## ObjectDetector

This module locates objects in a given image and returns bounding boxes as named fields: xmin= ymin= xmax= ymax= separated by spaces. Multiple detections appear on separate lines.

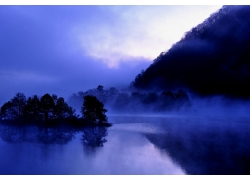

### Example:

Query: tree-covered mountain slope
xmin=132 ymin=6 xmax=250 ymax=98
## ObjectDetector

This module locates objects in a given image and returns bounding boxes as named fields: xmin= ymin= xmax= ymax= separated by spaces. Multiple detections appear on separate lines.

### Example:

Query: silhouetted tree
xmin=1 ymin=101 xmax=17 ymax=120
xmin=0 ymin=93 xmax=26 ymax=121
xmin=67 ymin=86 xmax=192 ymax=114
xmin=40 ymin=93 xmax=55 ymax=122
xmin=97 ymin=85 xmax=104 ymax=92
xmin=160 ymin=91 xmax=174 ymax=110
xmin=54 ymin=97 xmax=75 ymax=120
xmin=12 ymin=93 xmax=27 ymax=120
xmin=1 ymin=93 xmax=78 ymax=126
xmin=175 ymin=89 xmax=192 ymax=109
xmin=106 ymin=87 xmax=118 ymax=99
xmin=23 ymin=95 xmax=41 ymax=122
xmin=143 ymin=92 xmax=158 ymax=104
xmin=81 ymin=95 xmax=108 ymax=125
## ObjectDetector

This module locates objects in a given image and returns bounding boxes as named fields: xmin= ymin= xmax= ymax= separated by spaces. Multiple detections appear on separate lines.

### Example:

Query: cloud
xmin=70 ymin=6 xmax=221 ymax=67
xmin=0 ymin=5 xmax=221 ymax=106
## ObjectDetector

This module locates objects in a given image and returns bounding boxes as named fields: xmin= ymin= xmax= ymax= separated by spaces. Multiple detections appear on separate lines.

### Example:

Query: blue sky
xmin=0 ymin=5 xmax=222 ymax=105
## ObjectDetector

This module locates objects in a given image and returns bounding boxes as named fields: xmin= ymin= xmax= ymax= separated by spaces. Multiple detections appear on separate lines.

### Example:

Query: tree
xmin=54 ymin=97 xmax=75 ymax=120
xmin=106 ymin=87 xmax=118 ymax=98
xmin=1 ymin=101 xmax=17 ymax=120
xmin=97 ymin=85 xmax=104 ymax=92
xmin=40 ymin=93 xmax=55 ymax=122
xmin=0 ymin=93 xmax=26 ymax=121
xmin=11 ymin=93 xmax=26 ymax=120
xmin=1 ymin=92 xmax=78 ymax=125
xmin=81 ymin=95 xmax=108 ymax=125
xmin=23 ymin=95 xmax=41 ymax=121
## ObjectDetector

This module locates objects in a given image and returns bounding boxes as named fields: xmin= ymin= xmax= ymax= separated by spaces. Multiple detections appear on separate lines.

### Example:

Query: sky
xmin=0 ymin=5 xmax=222 ymax=105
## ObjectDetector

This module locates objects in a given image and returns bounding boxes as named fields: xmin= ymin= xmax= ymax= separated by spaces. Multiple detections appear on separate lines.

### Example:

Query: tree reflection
xmin=0 ymin=125 xmax=75 ymax=145
xmin=0 ymin=125 xmax=28 ymax=143
xmin=0 ymin=124 xmax=108 ymax=150
xmin=36 ymin=127 xmax=75 ymax=145
xmin=144 ymin=119 xmax=250 ymax=175
xmin=81 ymin=126 xmax=108 ymax=155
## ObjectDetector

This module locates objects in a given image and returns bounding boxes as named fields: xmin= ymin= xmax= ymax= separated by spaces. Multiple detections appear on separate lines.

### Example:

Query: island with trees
xmin=0 ymin=92 xmax=111 ymax=127
xmin=0 ymin=85 xmax=192 ymax=127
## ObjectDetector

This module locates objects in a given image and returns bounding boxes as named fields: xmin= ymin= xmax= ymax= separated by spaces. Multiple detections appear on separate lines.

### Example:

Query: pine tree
xmin=81 ymin=95 xmax=108 ymax=125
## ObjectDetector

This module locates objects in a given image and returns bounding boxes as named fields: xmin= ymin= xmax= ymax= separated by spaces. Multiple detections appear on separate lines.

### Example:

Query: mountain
xmin=131 ymin=6 xmax=250 ymax=98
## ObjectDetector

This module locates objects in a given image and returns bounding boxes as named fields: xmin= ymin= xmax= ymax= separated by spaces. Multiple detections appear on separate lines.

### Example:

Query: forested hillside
xmin=132 ymin=6 xmax=250 ymax=98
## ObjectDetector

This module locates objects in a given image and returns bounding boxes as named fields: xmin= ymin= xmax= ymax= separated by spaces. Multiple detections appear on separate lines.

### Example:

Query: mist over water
xmin=0 ymin=123 xmax=185 ymax=175
xmin=1 ymin=114 xmax=250 ymax=175
xmin=1 ymin=5 xmax=250 ymax=175
xmin=186 ymin=95 xmax=250 ymax=118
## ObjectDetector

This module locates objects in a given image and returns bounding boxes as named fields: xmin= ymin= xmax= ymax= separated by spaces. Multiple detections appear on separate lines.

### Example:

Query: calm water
xmin=0 ymin=115 xmax=250 ymax=175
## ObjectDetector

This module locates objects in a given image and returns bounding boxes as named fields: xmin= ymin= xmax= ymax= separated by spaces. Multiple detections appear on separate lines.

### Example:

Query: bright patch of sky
xmin=72 ymin=6 xmax=222 ymax=67
xmin=0 ymin=3 xmax=223 ymax=105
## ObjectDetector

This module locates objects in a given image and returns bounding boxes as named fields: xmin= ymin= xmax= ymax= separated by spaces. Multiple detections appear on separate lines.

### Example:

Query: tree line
xmin=0 ymin=92 xmax=109 ymax=126
xmin=0 ymin=85 xmax=192 ymax=125
xmin=68 ymin=85 xmax=192 ymax=113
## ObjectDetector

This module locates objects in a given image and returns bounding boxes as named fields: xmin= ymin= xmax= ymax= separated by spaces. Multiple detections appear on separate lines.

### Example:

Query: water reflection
xmin=0 ymin=123 xmax=184 ymax=175
xmin=37 ymin=127 xmax=75 ymax=145
xmin=143 ymin=117 xmax=250 ymax=175
xmin=0 ymin=125 xmax=75 ymax=145
xmin=81 ymin=126 xmax=108 ymax=155
xmin=1 ymin=116 xmax=250 ymax=175
xmin=0 ymin=124 xmax=108 ymax=147
xmin=0 ymin=125 xmax=28 ymax=143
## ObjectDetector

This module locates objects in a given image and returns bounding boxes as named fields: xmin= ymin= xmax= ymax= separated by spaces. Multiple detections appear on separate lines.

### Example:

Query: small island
xmin=0 ymin=85 xmax=192 ymax=127
xmin=0 ymin=92 xmax=111 ymax=127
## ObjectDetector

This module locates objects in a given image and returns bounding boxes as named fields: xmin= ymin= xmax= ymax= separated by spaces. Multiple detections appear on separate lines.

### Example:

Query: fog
xmin=0 ymin=124 xmax=186 ymax=174
xmin=1 ymin=5 xmax=250 ymax=175
xmin=1 ymin=114 xmax=250 ymax=174
xmin=187 ymin=95 xmax=250 ymax=118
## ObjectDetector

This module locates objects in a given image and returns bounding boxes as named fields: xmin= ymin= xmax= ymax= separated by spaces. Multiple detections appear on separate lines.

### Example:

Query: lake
xmin=0 ymin=115 xmax=250 ymax=175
